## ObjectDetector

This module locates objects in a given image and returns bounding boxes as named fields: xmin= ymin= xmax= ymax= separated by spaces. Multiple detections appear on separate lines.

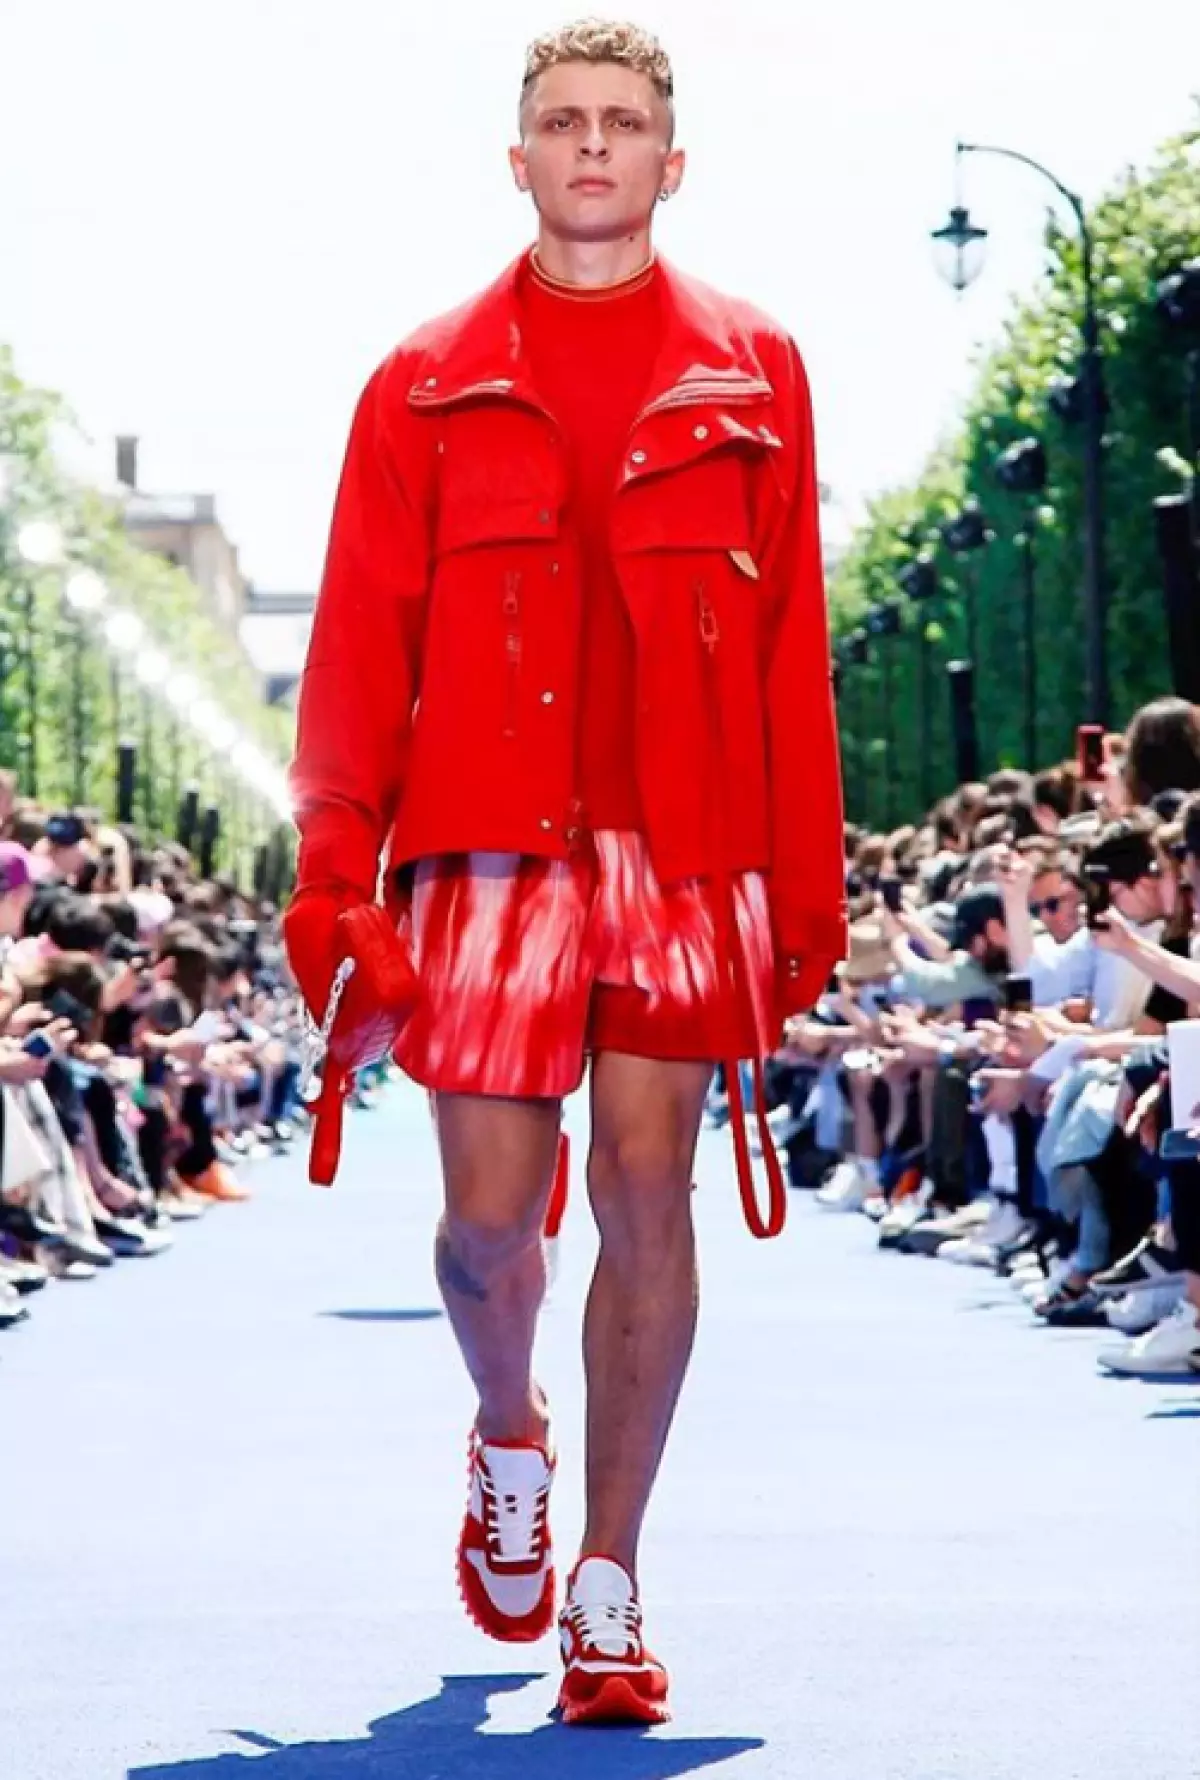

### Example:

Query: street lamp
xmin=1155 ymin=258 xmax=1200 ymax=543
xmin=938 ymin=498 xmax=991 ymax=743
xmin=866 ymin=601 xmax=903 ymax=825
xmin=897 ymin=554 xmax=940 ymax=810
xmin=932 ymin=140 xmax=1110 ymax=727
xmin=837 ymin=628 xmax=872 ymax=820
xmin=65 ymin=569 xmax=109 ymax=612
xmin=14 ymin=519 xmax=65 ymax=567
xmin=993 ymin=435 xmax=1048 ymax=770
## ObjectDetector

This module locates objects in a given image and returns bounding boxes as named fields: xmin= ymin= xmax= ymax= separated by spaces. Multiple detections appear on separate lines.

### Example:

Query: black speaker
xmin=198 ymin=805 xmax=220 ymax=880
xmin=1154 ymin=494 xmax=1200 ymax=703
xmin=116 ymin=740 xmax=137 ymax=825
xmin=946 ymin=659 xmax=980 ymax=784
xmin=177 ymin=784 xmax=200 ymax=851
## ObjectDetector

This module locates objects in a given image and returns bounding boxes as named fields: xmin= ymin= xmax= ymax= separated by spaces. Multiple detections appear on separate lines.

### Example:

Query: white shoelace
xmin=480 ymin=1470 xmax=549 ymax=1566
xmin=564 ymin=1596 xmax=641 ymax=1659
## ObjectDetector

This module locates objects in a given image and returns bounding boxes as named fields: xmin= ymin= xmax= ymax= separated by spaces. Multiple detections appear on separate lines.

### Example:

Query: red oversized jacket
xmin=290 ymin=252 xmax=847 ymax=1020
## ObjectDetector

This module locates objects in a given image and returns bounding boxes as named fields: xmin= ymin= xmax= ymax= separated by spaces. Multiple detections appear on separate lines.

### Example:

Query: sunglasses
xmin=1030 ymin=894 xmax=1075 ymax=918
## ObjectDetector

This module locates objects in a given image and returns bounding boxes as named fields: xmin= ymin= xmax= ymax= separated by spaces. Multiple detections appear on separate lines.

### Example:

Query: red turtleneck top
xmin=519 ymin=254 xmax=663 ymax=831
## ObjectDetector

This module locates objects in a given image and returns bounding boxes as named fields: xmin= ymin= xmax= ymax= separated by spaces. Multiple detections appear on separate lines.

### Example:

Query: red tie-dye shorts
xmin=392 ymin=829 xmax=776 ymax=1100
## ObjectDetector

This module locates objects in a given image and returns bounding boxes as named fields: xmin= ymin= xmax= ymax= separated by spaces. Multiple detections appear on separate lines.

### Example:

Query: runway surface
xmin=2 ymin=1079 xmax=1197 ymax=1779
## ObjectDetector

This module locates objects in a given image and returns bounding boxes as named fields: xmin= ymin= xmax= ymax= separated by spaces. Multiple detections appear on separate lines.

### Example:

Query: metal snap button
xmin=539 ymin=818 xmax=553 ymax=832
xmin=424 ymin=376 xmax=438 ymax=388
xmin=630 ymin=449 xmax=647 ymax=466
xmin=693 ymin=424 xmax=709 ymax=441
xmin=541 ymin=691 xmax=554 ymax=705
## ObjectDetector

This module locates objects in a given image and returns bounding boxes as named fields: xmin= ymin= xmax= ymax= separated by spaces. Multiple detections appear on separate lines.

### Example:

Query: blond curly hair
xmin=522 ymin=18 xmax=674 ymax=102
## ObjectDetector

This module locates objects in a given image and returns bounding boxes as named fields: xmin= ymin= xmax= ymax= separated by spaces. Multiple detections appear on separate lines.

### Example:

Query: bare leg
xmin=580 ymin=1053 xmax=711 ymax=1580
xmin=433 ymin=1092 xmax=562 ymax=1446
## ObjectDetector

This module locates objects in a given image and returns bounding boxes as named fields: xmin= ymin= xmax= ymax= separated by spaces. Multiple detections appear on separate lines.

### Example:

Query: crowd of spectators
xmin=0 ymin=768 xmax=313 ymax=1337
xmin=714 ymin=694 xmax=1200 ymax=1381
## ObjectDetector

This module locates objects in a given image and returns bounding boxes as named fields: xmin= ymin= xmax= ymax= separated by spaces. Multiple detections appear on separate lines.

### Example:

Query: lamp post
xmin=993 ymin=435 xmax=1048 ymax=770
xmin=932 ymin=140 xmax=1110 ymax=727
xmin=938 ymin=498 xmax=991 ymax=671
xmin=866 ymin=601 xmax=903 ymax=825
xmin=897 ymin=554 xmax=940 ymax=810
xmin=1155 ymin=259 xmax=1200 ymax=544
xmin=13 ymin=519 xmax=65 ymax=798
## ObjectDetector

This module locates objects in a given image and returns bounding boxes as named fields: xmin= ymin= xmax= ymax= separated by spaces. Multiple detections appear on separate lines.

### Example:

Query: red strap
xmin=309 ymin=1066 xmax=348 ymax=1187
xmin=543 ymin=1131 xmax=570 ymax=1239
xmin=722 ymin=1055 xmax=787 ymax=1241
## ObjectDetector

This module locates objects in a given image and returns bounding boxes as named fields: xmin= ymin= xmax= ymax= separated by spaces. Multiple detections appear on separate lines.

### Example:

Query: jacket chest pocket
xmin=611 ymin=439 xmax=779 ymax=568
xmin=431 ymin=409 xmax=563 ymax=560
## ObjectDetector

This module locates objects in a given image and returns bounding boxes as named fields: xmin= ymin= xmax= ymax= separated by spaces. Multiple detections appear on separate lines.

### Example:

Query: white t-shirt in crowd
xmin=1028 ymin=923 xmax=1160 ymax=1029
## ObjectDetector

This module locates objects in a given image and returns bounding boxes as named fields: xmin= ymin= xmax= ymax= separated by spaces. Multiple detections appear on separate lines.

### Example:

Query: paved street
xmin=2 ymin=1080 xmax=1197 ymax=1780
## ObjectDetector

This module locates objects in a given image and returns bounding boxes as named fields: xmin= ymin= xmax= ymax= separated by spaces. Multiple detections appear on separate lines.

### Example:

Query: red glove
xmin=282 ymin=885 xmax=361 ymax=1025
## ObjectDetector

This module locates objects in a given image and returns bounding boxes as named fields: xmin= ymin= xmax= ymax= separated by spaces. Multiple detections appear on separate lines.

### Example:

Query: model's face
xmin=511 ymin=61 xmax=683 ymax=243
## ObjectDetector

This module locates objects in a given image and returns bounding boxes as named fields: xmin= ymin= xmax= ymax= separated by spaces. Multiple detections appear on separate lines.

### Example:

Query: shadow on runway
xmin=319 ymin=1308 xmax=445 ymax=1323
xmin=128 ymin=1672 xmax=763 ymax=1778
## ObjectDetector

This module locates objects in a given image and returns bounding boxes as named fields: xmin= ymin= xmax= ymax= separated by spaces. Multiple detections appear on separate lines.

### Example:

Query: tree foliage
xmin=831 ymin=113 xmax=1200 ymax=828
xmin=0 ymin=346 xmax=290 ymax=867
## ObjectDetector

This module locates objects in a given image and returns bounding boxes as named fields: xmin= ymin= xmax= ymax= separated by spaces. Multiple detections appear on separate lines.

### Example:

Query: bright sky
xmin=3 ymin=0 xmax=1198 ymax=636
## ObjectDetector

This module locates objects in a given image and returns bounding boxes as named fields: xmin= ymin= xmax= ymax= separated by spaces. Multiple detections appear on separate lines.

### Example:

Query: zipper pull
xmin=502 ymin=570 xmax=521 ymax=618
xmin=696 ymin=582 xmax=720 ymax=652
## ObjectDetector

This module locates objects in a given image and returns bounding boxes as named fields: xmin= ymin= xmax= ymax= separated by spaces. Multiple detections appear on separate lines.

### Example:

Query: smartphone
xmin=1083 ymin=864 xmax=1112 ymax=929
xmin=1003 ymin=974 xmax=1034 ymax=1014
xmin=1077 ymin=723 xmax=1105 ymax=782
xmin=46 ymin=988 xmax=92 ymax=1030
xmin=21 ymin=1031 xmax=56 ymax=1059
xmin=880 ymin=876 xmax=903 ymax=913
xmin=1160 ymin=1128 xmax=1200 ymax=1163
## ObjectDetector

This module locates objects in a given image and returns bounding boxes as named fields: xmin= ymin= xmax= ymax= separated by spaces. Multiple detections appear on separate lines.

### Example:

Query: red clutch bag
xmin=301 ymin=905 xmax=420 ymax=1186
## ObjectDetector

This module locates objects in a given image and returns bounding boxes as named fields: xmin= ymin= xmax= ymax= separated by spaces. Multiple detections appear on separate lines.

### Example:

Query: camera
xmin=879 ymin=876 xmax=903 ymax=914
xmin=1003 ymin=973 xmax=1034 ymax=1015
xmin=1083 ymin=864 xmax=1112 ymax=929
xmin=1076 ymin=723 xmax=1105 ymax=782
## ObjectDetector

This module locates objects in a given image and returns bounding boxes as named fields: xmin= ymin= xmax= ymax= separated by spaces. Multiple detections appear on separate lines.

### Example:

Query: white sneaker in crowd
xmin=1104 ymin=1278 xmax=1187 ymax=1336
xmin=815 ymin=1159 xmax=871 ymax=1212
xmin=1097 ymin=1298 xmax=1200 ymax=1377
xmin=939 ymin=1197 xmax=1027 ymax=1266
xmin=1020 ymin=1256 xmax=1077 ymax=1303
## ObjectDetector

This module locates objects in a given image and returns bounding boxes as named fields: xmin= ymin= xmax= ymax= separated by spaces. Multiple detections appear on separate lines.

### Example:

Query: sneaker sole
xmin=1090 ymin=1271 xmax=1183 ymax=1300
xmin=558 ymin=1672 xmax=670 ymax=1726
xmin=455 ymin=1544 xmax=555 ymax=1644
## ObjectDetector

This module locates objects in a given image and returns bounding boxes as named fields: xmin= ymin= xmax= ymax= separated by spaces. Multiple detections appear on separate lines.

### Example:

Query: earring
xmin=658 ymin=188 xmax=671 ymax=203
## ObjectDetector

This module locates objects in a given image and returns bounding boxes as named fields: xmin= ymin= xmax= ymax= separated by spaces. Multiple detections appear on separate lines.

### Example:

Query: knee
xmin=587 ymin=1135 xmax=694 ymax=1252
xmin=442 ymin=1189 xmax=546 ymax=1278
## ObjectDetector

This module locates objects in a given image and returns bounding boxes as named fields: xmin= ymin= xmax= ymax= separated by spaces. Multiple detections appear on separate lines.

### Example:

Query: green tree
xmin=832 ymin=113 xmax=1200 ymax=829
xmin=0 ymin=347 xmax=292 ymax=879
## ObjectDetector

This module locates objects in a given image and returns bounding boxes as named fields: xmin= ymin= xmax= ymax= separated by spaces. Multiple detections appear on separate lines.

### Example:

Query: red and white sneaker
xmin=558 ymin=1556 xmax=670 ymax=1726
xmin=456 ymin=1430 xmax=555 ymax=1642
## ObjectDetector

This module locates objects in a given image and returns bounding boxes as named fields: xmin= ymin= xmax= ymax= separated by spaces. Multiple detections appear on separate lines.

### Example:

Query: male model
xmin=286 ymin=18 xmax=845 ymax=1725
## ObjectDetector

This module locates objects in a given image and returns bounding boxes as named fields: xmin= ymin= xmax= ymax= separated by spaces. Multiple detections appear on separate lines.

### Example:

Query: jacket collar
xmin=406 ymin=250 xmax=774 ymax=417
